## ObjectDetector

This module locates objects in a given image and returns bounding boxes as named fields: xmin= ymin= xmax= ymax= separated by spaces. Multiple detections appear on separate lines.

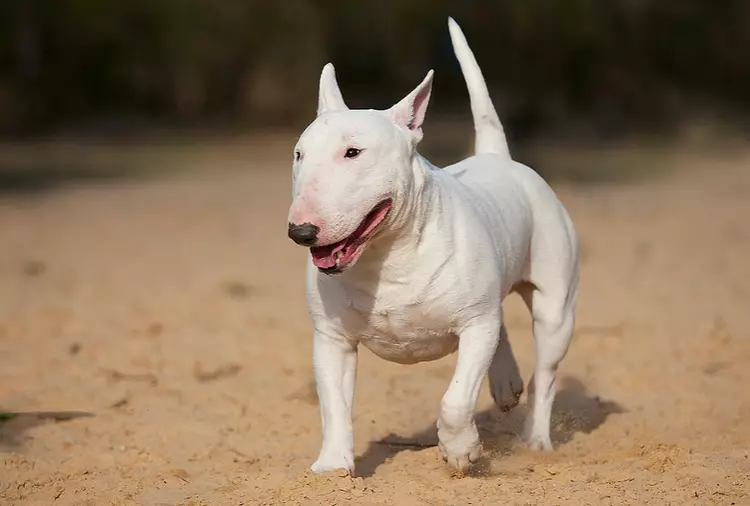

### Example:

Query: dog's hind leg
xmin=487 ymin=324 xmax=524 ymax=411
xmin=518 ymin=223 xmax=579 ymax=450
xmin=522 ymin=288 xmax=576 ymax=450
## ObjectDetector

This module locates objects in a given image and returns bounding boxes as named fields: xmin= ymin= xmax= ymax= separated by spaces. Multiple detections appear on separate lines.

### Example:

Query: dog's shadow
xmin=0 ymin=410 xmax=94 ymax=451
xmin=354 ymin=376 xmax=624 ymax=478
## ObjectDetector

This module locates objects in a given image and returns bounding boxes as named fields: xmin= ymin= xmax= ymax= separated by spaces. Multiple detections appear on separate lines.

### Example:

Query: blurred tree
xmin=0 ymin=0 xmax=747 ymax=138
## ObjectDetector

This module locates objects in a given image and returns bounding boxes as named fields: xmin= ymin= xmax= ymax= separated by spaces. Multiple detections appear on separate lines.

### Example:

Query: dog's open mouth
xmin=310 ymin=199 xmax=392 ymax=274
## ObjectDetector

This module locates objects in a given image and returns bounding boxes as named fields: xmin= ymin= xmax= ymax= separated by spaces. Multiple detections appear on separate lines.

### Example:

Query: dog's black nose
xmin=288 ymin=222 xmax=320 ymax=246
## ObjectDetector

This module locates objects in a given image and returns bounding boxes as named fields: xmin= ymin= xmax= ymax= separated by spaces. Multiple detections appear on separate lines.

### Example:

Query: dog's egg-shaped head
xmin=288 ymin=63 xmax=433 ymax=274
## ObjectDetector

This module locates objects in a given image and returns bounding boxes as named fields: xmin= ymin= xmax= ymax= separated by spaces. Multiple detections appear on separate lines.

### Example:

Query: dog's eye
xmin=344 ymin=148 xmax=362 ymax=159
xmin=294 ymin=150 xmax=301 ymax=162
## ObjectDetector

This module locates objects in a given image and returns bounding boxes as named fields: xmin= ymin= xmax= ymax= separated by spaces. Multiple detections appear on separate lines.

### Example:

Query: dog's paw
xmin=311 ymin=450 xmax=355 ymax=475
xmin=521 ymin=417 xmax=554 ymax=451
xmin=522 ymin=432 xmax=553 ymax=452
xmin=488 ymin=366 xmax=524 ymax=412
xmin=437 ymin=420 xmax=482 ymax=473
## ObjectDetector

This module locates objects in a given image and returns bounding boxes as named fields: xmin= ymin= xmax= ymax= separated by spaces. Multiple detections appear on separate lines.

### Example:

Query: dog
xmin=287 ymin=18 xmax=579 ymax=475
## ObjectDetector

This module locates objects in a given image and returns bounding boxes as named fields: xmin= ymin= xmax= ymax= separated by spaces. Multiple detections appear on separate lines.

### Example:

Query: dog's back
xmin=446 ymin=18 xmax=578 ymax=295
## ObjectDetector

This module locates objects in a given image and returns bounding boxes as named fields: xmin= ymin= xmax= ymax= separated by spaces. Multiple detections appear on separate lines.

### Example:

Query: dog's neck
xmin=396 ymin=151 xmax=439 ymax=237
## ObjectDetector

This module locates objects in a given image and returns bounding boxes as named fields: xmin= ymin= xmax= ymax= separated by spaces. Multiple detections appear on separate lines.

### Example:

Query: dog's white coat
xmin=289 ymin=18 xmax=579 ymax=474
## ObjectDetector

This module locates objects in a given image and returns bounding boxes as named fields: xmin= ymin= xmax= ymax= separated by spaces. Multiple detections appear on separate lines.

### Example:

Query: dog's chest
xmin=347 ymin=289 xmax=459 ymax=364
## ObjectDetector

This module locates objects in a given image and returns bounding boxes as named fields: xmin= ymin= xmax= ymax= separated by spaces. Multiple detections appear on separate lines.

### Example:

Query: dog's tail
xmin=448 ymin=17 xmax=510 ymax=159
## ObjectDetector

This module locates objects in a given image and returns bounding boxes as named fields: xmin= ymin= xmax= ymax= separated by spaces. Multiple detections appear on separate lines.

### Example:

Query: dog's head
xmin=288 ymin=63 xmax=434 ymax=274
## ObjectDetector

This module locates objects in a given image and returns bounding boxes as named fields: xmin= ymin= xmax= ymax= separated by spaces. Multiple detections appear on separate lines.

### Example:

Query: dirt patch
xmin=0 ymin=144 xmax=748 ymax=505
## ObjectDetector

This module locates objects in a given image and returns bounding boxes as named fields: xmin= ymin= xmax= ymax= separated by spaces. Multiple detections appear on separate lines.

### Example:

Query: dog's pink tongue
xmin=310 ymin=249 xmax=335 ymax=269
xmin=310 ymin=241 xmax=346 ymax=269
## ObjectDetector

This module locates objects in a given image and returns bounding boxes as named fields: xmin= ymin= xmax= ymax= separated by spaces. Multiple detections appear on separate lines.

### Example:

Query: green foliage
xmin=0 ymin=0 xmax=748 ymax=137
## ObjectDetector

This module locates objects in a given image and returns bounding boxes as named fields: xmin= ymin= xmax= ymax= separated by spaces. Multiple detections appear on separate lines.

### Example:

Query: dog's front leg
xmin=311 ymin=330 xmax=358 ymax=474
xmin=438 ymin=318 xmax=500 ymax=472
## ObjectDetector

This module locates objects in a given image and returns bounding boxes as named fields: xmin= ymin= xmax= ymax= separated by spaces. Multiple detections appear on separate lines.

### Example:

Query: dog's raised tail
xmin=448 ymin=17 xmax=510 ymax=158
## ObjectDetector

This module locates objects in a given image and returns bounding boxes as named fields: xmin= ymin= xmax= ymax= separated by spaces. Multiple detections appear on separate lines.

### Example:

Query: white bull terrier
xmin=287 ymin=18 xmax=579 ymax=474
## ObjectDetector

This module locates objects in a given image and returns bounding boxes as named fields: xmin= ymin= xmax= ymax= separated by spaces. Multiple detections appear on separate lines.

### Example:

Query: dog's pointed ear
xmin=388 ymin=70 xmax=434 ymax=143
xmin=317 ymin=63 xmax=348 ymax=116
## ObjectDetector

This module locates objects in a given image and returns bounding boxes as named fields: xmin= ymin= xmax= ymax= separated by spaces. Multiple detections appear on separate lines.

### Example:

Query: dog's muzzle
xmin=288 ymin=222 xmax=320 ymax=246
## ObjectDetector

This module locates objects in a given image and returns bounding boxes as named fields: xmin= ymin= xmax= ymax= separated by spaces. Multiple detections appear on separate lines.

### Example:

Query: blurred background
xmin=0 ymin=0 xmax=748 ymax=188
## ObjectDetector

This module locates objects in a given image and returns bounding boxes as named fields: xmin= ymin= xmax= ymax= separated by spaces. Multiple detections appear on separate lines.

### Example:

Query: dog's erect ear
xmin=317 ymin=63 xmax=348 ymax=116
xmin=388 ymin=70 xmax=434 ymax=143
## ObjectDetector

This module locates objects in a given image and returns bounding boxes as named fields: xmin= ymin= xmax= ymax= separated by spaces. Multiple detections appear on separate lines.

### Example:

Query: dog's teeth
xmin=335 ymin=255 xmax=341 ymax=267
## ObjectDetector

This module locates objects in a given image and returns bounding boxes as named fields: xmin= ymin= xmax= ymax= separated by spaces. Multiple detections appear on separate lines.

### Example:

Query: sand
xmin=1 ymin=140 xmax=748 ymax=505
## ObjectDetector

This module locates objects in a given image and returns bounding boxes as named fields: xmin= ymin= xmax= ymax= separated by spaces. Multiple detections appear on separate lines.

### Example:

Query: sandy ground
xmin=0 ymin=139 xmax=749 ymax=505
